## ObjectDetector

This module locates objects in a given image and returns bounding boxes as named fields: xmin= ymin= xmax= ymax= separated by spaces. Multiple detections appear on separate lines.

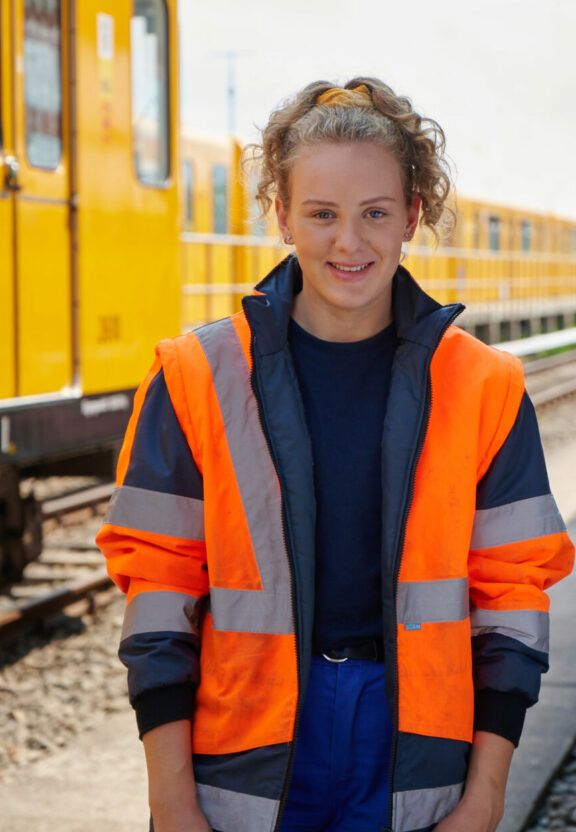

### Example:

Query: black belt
xmin=316 ymin=638 xmax=384 ymax=663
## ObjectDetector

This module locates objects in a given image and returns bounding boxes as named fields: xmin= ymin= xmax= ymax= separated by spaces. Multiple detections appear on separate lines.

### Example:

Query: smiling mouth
xmin=328 ymin=261 xmax=372 ymax=273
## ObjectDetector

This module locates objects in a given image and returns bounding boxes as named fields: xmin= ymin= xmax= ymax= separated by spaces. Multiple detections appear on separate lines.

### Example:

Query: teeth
xmin=331 ymin=263 xmax=369 ymax=272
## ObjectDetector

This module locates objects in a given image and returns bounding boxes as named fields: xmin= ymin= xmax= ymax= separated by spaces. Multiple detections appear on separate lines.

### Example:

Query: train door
xmin=75 ymin=0 xmax=181 ymax=395
xmin=6 ymin=0 xmax=74 ymax=398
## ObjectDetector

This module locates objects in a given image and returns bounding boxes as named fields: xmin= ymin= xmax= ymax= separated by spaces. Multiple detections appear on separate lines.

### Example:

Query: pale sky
xmin=178 ymin=0 xmax=576 ymax=220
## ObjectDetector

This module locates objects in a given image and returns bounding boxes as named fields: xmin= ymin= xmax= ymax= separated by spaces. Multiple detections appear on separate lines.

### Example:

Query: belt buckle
xmin=321 ymin=651 xmax=349 ymax=663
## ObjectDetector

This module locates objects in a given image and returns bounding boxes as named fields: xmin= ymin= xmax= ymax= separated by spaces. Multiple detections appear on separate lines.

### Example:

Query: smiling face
xmin=276 ymin=142 xmax=420 ymax=341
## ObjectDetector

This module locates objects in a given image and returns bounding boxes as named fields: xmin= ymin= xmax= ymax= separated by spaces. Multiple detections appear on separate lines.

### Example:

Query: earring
xmin=403 ymin=231 xmax=412 ymax=241
xmin=284 ymin=234 xmax=294 ymax=245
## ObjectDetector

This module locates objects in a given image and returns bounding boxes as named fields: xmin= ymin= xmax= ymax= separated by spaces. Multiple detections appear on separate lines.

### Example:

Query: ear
xmin=275 ymin=196 xmax=290 ymax=238
xmin=406 ymin=193 xmax=421 ymax=237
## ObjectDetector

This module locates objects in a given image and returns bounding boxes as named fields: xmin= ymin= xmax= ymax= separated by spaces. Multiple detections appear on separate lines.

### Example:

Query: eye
xmin=312 ymin=210 xmax=334 ymax=220
xmin=366 ymin=209 xmax=387 ymax=219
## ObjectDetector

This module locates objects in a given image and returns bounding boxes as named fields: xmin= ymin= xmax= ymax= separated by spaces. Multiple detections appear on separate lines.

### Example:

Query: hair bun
xmin=316 ymin=85 xmax=372 ymax=108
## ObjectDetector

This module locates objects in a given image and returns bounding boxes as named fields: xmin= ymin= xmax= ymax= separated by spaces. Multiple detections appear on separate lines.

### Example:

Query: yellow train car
xmin=0 ymin=0 xmax=181 ymax=575
xmin=179 ymin=130 xmax=285 ymax=330
xmin=404 ymin=198 xmax=576 ymax=322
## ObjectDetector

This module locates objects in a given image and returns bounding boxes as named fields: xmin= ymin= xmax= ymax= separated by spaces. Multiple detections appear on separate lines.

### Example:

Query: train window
xmin=24 ymin=0 xmax=63 ymax=170
xmin=488 ymin=216 xmax=500 ymax=251
xmin=212 ymin=164 xmax=228 ymax=234
xmin=521 ymin=221 xmax=531 ymax=253
xmin=131 ymin=0 xmax=170 ymax=185
xmin=182 ymin=160 xmax=194 ymax=230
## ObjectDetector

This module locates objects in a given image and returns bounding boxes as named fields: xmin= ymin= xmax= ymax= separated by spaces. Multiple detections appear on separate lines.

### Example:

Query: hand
xmin=143 ymin=721 xmax=212 ymax=832
xmin=433 ymin=790 xmax=503 ymax=832
xmin=434 ymin=731 xmax=513 ymax=832
xmin=151 ymin=802 xmax=212 ymax=832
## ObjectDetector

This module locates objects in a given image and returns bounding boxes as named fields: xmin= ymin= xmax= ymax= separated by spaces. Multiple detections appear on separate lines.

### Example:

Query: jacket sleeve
xmin=96 ymin=357 xmax=209 ymax=738
xmin=469 ymin=390 xmax=574 ymax=746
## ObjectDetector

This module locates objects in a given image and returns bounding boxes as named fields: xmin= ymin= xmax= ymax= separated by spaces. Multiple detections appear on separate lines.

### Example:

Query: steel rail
xmin=0 ymin=567 xmax=113 ymax=639
xmin=0 ymin=483 xmax=116 ymax=639
xmin=531 ymin=377 xmax=576 ymax=409
xmin=42 ymin=482 xmax=115 ymax=519
xmin=523 ymin=349 xmax=576 ymax=376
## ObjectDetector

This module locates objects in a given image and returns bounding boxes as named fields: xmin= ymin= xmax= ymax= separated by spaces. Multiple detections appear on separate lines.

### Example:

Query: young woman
xmin=97 ymin=78 xmax=574 ymax=832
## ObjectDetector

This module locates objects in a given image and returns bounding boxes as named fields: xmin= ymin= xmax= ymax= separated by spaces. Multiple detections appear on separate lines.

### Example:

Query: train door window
xmin=182 ymin=159 xmax=194 ymax=230
xmin=212 ymin=164 xmax=228 ymax=234
xmin=131 ymin=0 xmax=170 ymax=185
xmin=521 ymin=221 xmax=531 ymax=253
xmin=488 ymin=215 xmax=500 ymax=251
xmin=24 ymin=0 xmax=62 ymax=169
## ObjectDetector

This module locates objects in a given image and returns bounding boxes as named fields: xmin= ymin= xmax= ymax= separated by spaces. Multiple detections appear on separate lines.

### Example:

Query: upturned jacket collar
xmin=242 ymin=254 xmax=464 ymax=355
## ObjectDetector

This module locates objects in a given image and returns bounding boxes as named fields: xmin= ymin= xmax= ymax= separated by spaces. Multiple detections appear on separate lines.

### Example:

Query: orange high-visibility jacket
xmin=98 ymin=258 xmax=574 ymax=832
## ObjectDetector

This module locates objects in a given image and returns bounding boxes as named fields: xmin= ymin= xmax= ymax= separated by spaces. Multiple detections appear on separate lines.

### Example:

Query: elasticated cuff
xmin=474 ymin=689 xmax=528 ymax=747
xmin=134 ymin=684 xmax=196 ymax=739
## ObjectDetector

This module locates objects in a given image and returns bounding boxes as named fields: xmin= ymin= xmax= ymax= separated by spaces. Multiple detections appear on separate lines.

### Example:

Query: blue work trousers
xmin=277 ymin=654 xmax=393 ymax=832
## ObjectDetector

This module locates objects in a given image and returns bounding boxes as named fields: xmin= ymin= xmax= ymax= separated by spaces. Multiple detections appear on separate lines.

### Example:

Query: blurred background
xmin=179 ymin=0 xmax=576 ymax=218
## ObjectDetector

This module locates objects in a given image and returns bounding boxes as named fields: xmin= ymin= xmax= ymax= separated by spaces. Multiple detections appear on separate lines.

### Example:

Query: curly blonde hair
xmin=245 ymin=77 xmax=454 ymax=236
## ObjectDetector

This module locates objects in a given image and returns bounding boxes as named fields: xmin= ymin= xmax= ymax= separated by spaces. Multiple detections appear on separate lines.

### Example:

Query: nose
xmin=334 ymin=217 xmax=363 ymax=254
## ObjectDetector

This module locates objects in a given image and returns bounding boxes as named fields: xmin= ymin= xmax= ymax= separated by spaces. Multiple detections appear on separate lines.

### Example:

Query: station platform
xmin=0 ymin=442 xmax=574 ymax=831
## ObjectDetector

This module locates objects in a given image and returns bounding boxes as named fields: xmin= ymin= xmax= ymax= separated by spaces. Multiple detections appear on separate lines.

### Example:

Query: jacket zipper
xmin=385 ymin=311 xmax=462 ymax=832
xmin=248 ymin=335 xmax=303 ymax=832
xmin=248 ymin=297 xmax=462 ymax=832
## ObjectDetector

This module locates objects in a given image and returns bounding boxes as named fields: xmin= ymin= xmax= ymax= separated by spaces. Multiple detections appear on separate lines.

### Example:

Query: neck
xmin=291 ymin=290 xmax=393 ymax=343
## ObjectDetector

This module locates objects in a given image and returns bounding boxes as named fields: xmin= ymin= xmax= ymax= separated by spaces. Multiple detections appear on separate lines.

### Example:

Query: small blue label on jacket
xmin=404 ymin=622 xmax=421 ymax=631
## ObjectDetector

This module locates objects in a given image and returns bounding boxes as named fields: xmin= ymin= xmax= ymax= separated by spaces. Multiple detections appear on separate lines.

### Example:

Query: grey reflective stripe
xmin=197 ymin=783 xmax=279 ymax=832
xmin=471 ymin=494 xmax=566 ymax=550
xmin=121 ymin=590 xmax=204 ymax=640
xmin=398 ymin=578 xmax=469 ymax=626
xmin=393 ymin=782 xmax=463 ymax=832
xmin=209 ymin=586 xmax=293 ymax=635
xmin=195 ymin=320 xmax=293 ymax=635
xmin=106 ymin=484 xmax=205 ymax=540
xmin=471 ymin=607 xmax=549 ymax=652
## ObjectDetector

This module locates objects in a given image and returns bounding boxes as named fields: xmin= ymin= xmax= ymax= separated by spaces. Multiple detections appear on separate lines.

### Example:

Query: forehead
xmin=287 ymin=141 xmax=405 ymax=202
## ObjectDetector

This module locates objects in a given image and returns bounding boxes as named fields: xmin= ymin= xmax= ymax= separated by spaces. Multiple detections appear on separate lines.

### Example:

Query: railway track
xmin=0 ymin=481 xmax=116 ymax=640
xmin=42 ymin=481 xmax=115 ymax=521
xmin=523 ymin=349 xmax=576 ymax=408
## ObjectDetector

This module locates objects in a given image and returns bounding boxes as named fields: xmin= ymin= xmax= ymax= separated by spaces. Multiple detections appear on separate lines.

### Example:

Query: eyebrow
xmin=301 ymin=196 xmax=397 ymax=206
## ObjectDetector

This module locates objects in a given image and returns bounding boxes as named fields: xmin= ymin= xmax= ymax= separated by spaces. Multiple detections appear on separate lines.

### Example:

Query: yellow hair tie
xmin=316 ymin=84 xmax=372 ymax=108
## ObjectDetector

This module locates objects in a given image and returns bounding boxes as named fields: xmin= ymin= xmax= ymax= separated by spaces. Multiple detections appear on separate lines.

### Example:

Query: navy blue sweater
xmin=289 ymin=318 xmax=397 ymax=652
